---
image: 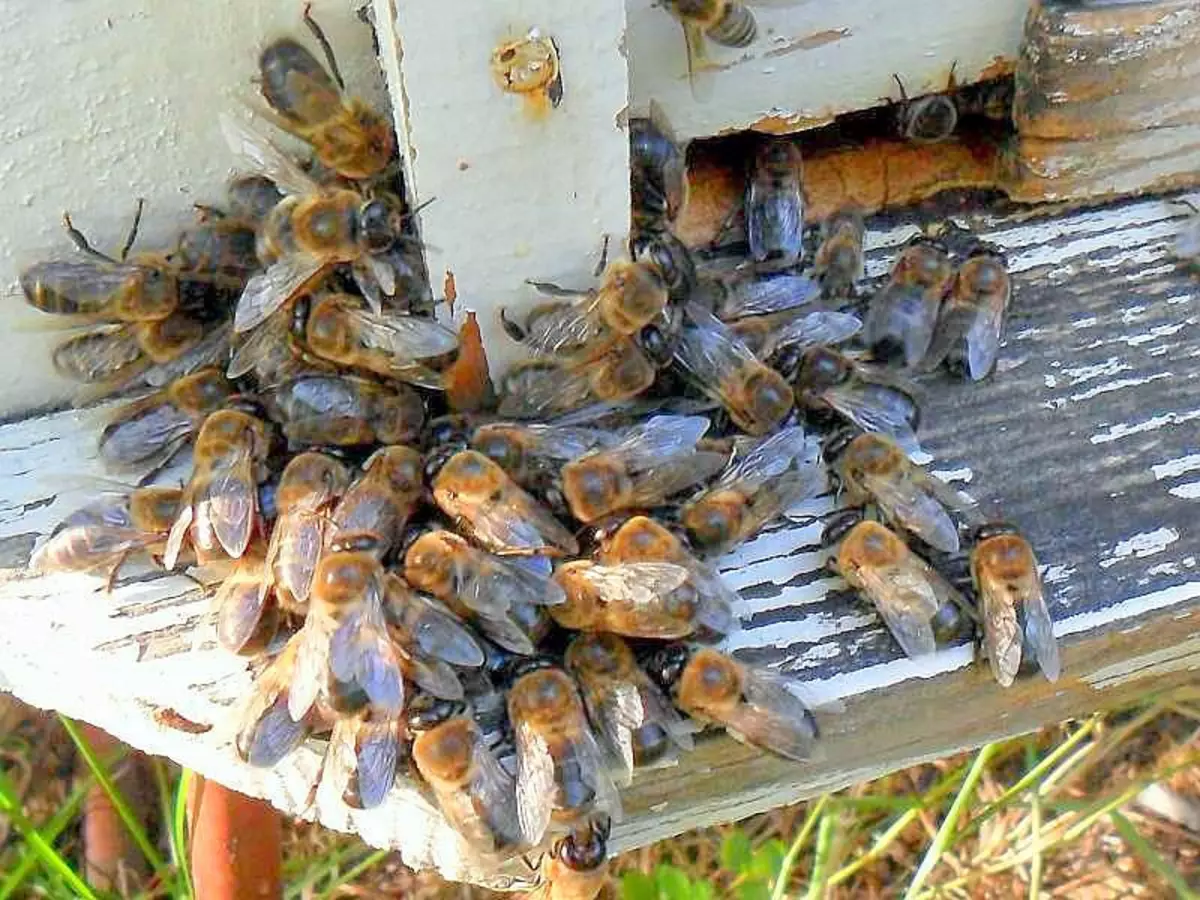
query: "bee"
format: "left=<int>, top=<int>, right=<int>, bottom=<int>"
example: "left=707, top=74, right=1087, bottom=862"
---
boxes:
left=490, top=29, right=564, bottom=118
left=862, top=237, right=954, bottom=367
left=226, top=175, right=285, bottom=226
left=236, top=641, right=314, bottom=767
left=219, top=114, right=413, bottom=331
left=432, top=450, right=580, bottom=557
left=409, top=701, right=524, bottom=854
left=140, top=321, right=235, bottom=390
left=258, top=22, right=395, bottom=180
left=213, top=546, right=281, bottom=655
left=170, top=217, right=260, bottom=282
left=383, top=574, right=486, bottom=699
left=673, top=305, right=795, bottom=435
left=565, top=633, right=693, bottom=781
left=830, top=518, right=971, bottom=658
left=22, top=241, right=179, bottom=324
left=261, top=452, right=351, bottom=610
left=630, top=230, right=696, bottom=306
left=99, top=367, right=233, bottom=469
left=920, top=246, right=1011, bottom=381
left=969, top=523, right=1061, bottom=687
left=681, top=426, right=824, bottom=557
left=30, top=486, right=183, bottom=586
left=328, top=446, right=424, bottom=558
left=535, top=818, right=611, bottom=900
left=495, top=339, right=658, bottom=420
left=163, top=405, right=275, bottom=568
left=828, top=431, right=970, bottom=554
left=326, top=707, right=407, bottom=810
left=731, top=308, right=862, bottom=363
left=267, top=374, right=427, bottom=448
left=560, top=414, right=726, bottom=523
left=746, top=139, right=804, bottom=272
left=892, top=71, right=959, bottom=144
left=646, top=644, right=819, bottom=761
left=704, top=270, right=821, bottom=320
left=506, top=663, right=621, bottom=845
left=630, top=105, right=688, bottom=231
left=470, top=422, right=614, bottom=488
left=792, top=346, right=922, bottom=456
left=551, top=559, right=708, bottom=639
left=812, top=208, right=865, bottom=299
left=663, top=1, right=757, bottom=99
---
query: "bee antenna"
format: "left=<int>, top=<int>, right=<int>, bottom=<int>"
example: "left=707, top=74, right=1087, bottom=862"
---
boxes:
left=302, top=3, right=346, bottom=92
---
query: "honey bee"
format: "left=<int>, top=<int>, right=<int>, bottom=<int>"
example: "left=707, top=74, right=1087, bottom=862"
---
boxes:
left=383, top=573, right=485, bottom=699
left=170, top=217, right=260, bottom=282
left=470, top=422, right=614, bottom=488
left=862, top=236, right=954, bottom=367
left=565, top=633, right=694, bottom=781
left=747, top=139, right=804, bottom=272
left=226, top=175, right=285, bottom=226
left=409, top=703, right=524, bottom=853
left=560, top=414, right=726, bottom=523
left=630, top=230, right=696, bottom=306
left=236, top=641, right=314, bottom=767
left=495, top=343, right=657, bottom=421
left=163, top=405, right=275, bottom=568
left=969, top=523, right=1061, bottom=687
left=506, top=663, right=621, bottom=845
left=646, top=644, right=819, bottom=761
left=813, top=208, right=865, bottom=299
left=731, top=308, right=862, bottom=363
left=552, top=559, right=708, bottom=639
left=326, top=706, right=407, bottom=810
left=828, top=431, right=969, bottom=554
left=213, top=546, right=281, bottom=655
left=328, top=445, right=424, bottom=558
left=673, top=305, right=795, bottom=435
left=99, top=367, right=233, bottom=469
left=663, top=0, right=758, bottom=100
left=630, top=104, right=688, bottom=231
left=258, top=22, right=395, bottom=180
left=432, top=450, right=580, bottom=557
left=920, top=246, right=1011, bottom=381
left=681, top=426, right=824, bottom=556
left=704, top=271, right=821, bottom=320
left=831, top=518, right=971, bottom=658
left=792, top=346, right=922, bottom=456
left=267, top=374, right=427, bottom=448
left=141, top=321, right=235, bottom=390
left=892, top=71, right=959, bottom=144
left=262, top=452, right=351, bottom=609
left=535, top=818, right=611, bottom=900
left=490, top=29, right=564, bottom=118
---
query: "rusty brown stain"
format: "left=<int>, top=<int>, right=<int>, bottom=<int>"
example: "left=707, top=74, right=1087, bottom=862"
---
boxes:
left=764, top=28, right=851, bottom=58
left=977, top=55, right=1015, bottom=82
left=443, top=269, right=458, bottom=317
left=741, top=113, right=836, bottom=137
left=154, top=707, right=213, bottom=734
left=444, top=311, right=495, bottom=414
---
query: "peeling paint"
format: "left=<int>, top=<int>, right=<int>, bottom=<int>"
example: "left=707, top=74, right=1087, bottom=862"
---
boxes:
left=1099, top=527, right=1181, bottom=569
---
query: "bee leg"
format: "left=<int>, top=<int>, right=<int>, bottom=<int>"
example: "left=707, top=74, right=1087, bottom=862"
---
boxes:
left=593, top=234, right=611, bottom=277
left=192, top=203, right=227, bottom=222
left=302, top=3, right=346, bottom=92
left=119, top=198, right=146, bottom=262
left=892, top=73, right=910, bottom=103
left=61, top=213, right=121, bottom=265
left=103, top=551, right=133, bottom=595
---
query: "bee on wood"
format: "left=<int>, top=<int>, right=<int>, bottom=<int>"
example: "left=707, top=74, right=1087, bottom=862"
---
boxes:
left=550, top=559, right=704, bottom=639
left=920, top=246, right=1011, bottom=380
left=862, top=236, right=954, bottom=368
left=662, top=0, right=758, bottom=100
left=383, top=573, right=486, bottom=699
left=812, top=208, right=865, bottom=299
left=213, top=545, right=281, bottom=655
left=266, top=374, right=426, bottom=448
left=892, top=71, right=959, bottom=145
left=534, top=817, right=611, bottom=900
left=629, top=104, right=688, bottom=232
left=746, top=139, right=805, bottom=272
left=328, top=445, right=425, bottom=559
left=490, top=28, right=564, bottom=118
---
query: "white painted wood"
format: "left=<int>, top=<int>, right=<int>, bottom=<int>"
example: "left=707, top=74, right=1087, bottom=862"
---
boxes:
left=625, top=0, right=1029, bottom=140
left=373, top=0, right=632, bottom=380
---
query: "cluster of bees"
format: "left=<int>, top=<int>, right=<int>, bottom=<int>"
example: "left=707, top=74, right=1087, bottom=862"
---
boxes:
left=20, top=12, right=1062, bottom=899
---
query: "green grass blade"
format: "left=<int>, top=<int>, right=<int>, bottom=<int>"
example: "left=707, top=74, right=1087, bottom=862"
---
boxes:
left=0, top=770, right=93, bottom=900
left=771, top=795, right=830, bottom=900
left=827, top=807, right=920, bottom=887
left=1110, top=811, right=1197, bottom=899
left=318, top=848, right=389, bottom=899
left=0, top=766, right=99, bottom=900
left=803, top=807, right=838, bottom=900
left=172, top=769, right=194, bottom=900
left=1029, top=792, right=1043, bottom=900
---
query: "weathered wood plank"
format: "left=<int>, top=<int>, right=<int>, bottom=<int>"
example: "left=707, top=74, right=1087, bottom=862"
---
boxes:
left=1, top=194, right=1198, bottom=889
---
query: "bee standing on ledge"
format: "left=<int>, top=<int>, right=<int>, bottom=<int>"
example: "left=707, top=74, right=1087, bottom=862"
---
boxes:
left=663, top=0, right=758, bottom=100
left=747, top=138, right=805, bottom=272
left=490, top=28, right=564, bottom=118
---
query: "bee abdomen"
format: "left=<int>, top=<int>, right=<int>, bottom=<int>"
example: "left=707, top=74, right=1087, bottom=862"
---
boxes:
left=707, top=3, right=756, bottom=48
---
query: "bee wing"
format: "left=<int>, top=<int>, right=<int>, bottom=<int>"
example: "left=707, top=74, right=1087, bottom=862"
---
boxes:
left=219, top=113, right=321, bottom=197
left=852, top=561, right=940, bottom=658
left=497, top=362, right=595, bottom=419
left=198, top=455, right=257, bottom=559
left=513, top=720, right=556, bottom=845
left=162, top=502, right=193, bottom=571
left=862, top=284, right=939, bottom=368
left=688, top=565, right=739, bottom=637
left=727, top=667, right=819, bottom=762
left=773, top=311, right=862, bottom=353
left=464, top=555, right=564, bottom=618
left=215, top=558, right=269, bottom=654
left=346, top=305, right=460, bottom=361
left=329, top=604, right=405, bottom=714
left=977, top=573, right=1022, bottom=688
left=468, top=612, right=539, bottom=656
left=238, top=645, right=311, bottom=766
left=715, top=425, right=811, bottom=490
left=467, top=739, right=522, bottom=849
left=586, top=677, right=646, bottom=782
left=99, top=403, right=193, bottom=469
left=266, top=511, right=325, bottom=604
left=522, top=299, right=608, bottom=358
left=611, top=413, right=712, bottom=466
left=964, top=297, right=1006, bottom=381
left=719, top=274, right=822, bottom=318
left=862, top=471, right=960, bottom=554
left=234, top=255, right=326, bottom=333
left=347, top=716, right=402, bottom=809
left=145, top=323, right=233, bottom=388
left=399, top=590, right=485, bottom=668
left=822, top=382, right=922, bottom=457
left=1023, top=578, right=1062, bottom=683
left=582, top=562, right=692, bottom=608
left=289, top=617, right=335, bottom=721
left=398, top=646, right=466, bottom=699
left=476, top=423, right=612, bottom=464
left=229, top=309, right=291, bottom=379
left=466, top=490, right=580, bottom=558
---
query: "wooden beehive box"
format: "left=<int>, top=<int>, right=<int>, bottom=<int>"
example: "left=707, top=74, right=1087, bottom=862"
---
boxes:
left=1, top=0, right=1198, bottom=889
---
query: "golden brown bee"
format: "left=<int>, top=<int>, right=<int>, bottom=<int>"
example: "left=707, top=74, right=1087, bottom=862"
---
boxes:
left=536, top=818, right=611, bottom=900
left=267, top=374, right=426, bottom=448
left=551, top=560, right=702, bottom=639
left=236, top=640, right=314, bottom=767
left=258, top=26, right=395, bottom=180
left=507, top=665, right=620, bottom=845
left=262, top=451, right=351, bottom=609
left=647, top=644, right=818, bottom=761
left=674, top=305, right=794, bottom=435
left=490, top=29, right=564, bottom=118
left=471, top=422, right=613, bottom=487
left=432, top=450, right=580, bottom=557
left=565, top=634, right=693, bottom=781
left=99, top=367, right=233, bottom=469
left=164, top=406, right=275, bottom=567
left=681, top=426, right=823, bottom=557
left=630, top=104, right=688, bottom=231
left=663, top=0, right=757, bottom=99
left=862, top=237, right=954, bottom=367
left=213, top=545, right=280, bottom=655
left=382, top=573, right=485, bottom=699
left=920, top=246, right=1011, bottom=380
left=832, top=519, right=969, bottom=658
left=813, top=208, right=865, bottom=298
left=969, top=523, right=1061, bottom=687
left=892, top=72, right=959, bottom=144
left=22, top=251, right=179, bottom=323
left=328, top=445, right=425, bottom=558
left=747, top=139, right=804, bottom=272
left=561, top=414, right=726, bottom=523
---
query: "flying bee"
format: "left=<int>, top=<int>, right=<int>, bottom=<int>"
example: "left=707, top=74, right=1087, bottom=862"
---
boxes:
left=432, top=450, right=580, bottom=557
left=99, top=367, right=233, bottom=469
left=862, top=236, right=954, bottom=367
left=261, top=451, right=351, bottom=610
left=920, top=246, right=1011, bottom=380
left=551, top=559, right=706, bottom=639
left=969, top=523, right=1061, bottom=687
left=747, top=139, right=804, bottom=272
left=409, top=702, right=524, bottom=854
left=383, top=573, right=485, bottom=699
left=681, top=426, right=824, bottom=557
left=646, top=644, right=819, bottom=761
left=792, top=345, right=922, bottom=456
left=663, top=0, right=757, bottom=100
left=471, top=422, right=614, bottom=487
left=236, top=641, right=314, bottom=768
left=731, top=308, right=862, bottom=362
left=490, top=29, right=563, bottom=118
left=830, top=518, right=971, bottom=658
left=812, top=208, right=865, bottom=299
left=267, top=373, right=426, bottom=448
left=892, top=70, right=959, bottom=144
left=630, top=104, right=688, bottom=231
left=565, top=633, right=694, bottom=781
left=30, top=486, right=183, bottom=586
left=673, top=304, right=795, bottom=435
left=828, top=430, right=971, bottom=554
left=258, top=23, right=395, bottom=180
left=507, top=664, right=621, bottom=845
left=535, top=817, right=611, bottom=900
left=213, top=546, right=281, bottom=655
left=328, top=445, right=424, bottom=558
left=560, top=414, right=726, bottom=523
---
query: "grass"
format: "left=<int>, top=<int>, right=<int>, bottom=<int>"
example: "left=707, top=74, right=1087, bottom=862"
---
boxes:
left=1, top=688, right=1197, bottom=899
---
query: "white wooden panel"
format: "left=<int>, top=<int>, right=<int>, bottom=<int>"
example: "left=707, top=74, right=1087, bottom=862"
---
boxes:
left=0, top=0, right=387, bottom=418
left=626, top=0, right=1029, bottom=140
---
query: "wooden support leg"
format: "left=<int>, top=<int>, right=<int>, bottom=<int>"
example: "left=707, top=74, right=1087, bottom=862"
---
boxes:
left=188, top=776, right=283, bottom=900
left=79, top=724, right=150, bottom=894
